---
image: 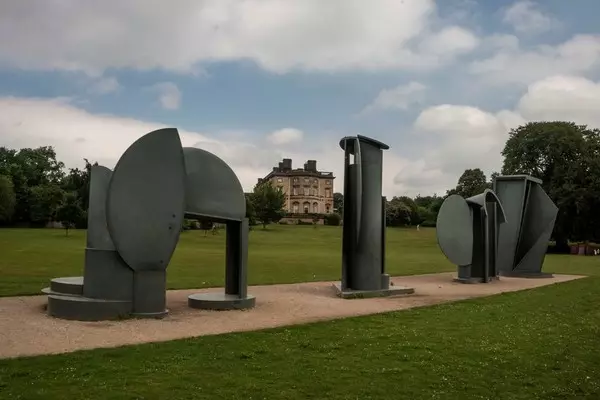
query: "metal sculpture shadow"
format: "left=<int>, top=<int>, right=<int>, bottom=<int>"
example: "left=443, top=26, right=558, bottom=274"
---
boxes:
left=494, top=175, right=557, bottom=278
left=43, top=128, right=255, bottom=321
left=437, top=189, right=507, bottom=283
left=334, top=134, right=414, bottom=298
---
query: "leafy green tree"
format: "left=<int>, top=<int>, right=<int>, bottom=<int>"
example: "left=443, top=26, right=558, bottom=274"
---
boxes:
left=454, top=168, right=488, bottom=198
left=0, top=146, right=66, bottom=223
left=250, top=181, right=286, bottom=228
left=488, top=171, right=500, bottom=189
left=28, top=184, right=65, bottom=225
left=0, top=175, right=16, bottom=223
left=333, top=192, right=344, bottom=216
left=62, top=159, right=96, bottom=217
left=501, top=121, right=600, bottom=248
left=386, top=197, right=412, bottom=226
left=56, top=193, right=83, bottom=236
left=245, top=193, right=257, bottom=226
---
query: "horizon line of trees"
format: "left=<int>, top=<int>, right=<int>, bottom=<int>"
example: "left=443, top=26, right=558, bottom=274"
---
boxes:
left=1, top=121, right=599, bottom=247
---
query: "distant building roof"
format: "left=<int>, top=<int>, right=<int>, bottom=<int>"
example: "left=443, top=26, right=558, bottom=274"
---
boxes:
left=260, top=158, right=335, bottom=183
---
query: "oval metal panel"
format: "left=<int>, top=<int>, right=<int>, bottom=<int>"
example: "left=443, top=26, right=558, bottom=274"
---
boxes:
left=436, top=194, right=473, bottom=266
left=106, top=128, right=186, bottom=271
left=182, top=147, right=245, bottom=221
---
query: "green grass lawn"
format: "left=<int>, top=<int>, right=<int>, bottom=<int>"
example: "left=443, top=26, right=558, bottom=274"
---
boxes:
left=1, top=226, right=600, bottom=398
left=1, top=277, right=599, bottom=399
left=1, top=225, right=598, bottom=297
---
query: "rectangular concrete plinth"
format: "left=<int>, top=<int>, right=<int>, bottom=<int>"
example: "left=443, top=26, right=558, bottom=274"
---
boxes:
left=332, top=282, right=414, bottom=299
left=453, top=276, right=501, bottom=284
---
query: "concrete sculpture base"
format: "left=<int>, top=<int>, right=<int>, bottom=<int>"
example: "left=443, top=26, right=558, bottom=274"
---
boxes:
left=42, top=276, right=167, bottom=321
left=500, top=271, right=554, bottom=279
left=332, top=283, right=414, bottom=299
left=453, top=276, right=500, bottom=284
left=188, top=293, right=256, bottom=310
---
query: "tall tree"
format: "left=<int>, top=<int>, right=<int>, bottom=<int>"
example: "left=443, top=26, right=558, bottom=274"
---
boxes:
left=333, top=192, right=344, bottom=216
left=454, top=168, right=488, bottom=198
left=386, top=197, right=413, bottom=226
left=501, top=121, right=600, bottom=248
left=0, top=146, right=66, bottom=222
left=250, top=181, right=286, bottom=228
left=0, top=175, right=16, bottom=223
left=28, top=184, right=65, bottom=225
left=55, top=192, right=83, bottom=236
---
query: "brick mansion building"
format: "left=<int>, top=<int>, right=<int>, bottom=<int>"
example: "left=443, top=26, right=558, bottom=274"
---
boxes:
left=259, top=158, right=335, bottom=216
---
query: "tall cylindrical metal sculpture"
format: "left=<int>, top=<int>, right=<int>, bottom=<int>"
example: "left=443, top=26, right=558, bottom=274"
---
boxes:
left=336, top=135, right=414, bottom=298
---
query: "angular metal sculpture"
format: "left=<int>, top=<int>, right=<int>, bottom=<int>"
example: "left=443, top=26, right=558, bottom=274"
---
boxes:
left=43, top=128, right=255, bottom=321
left=494, top=175, right=558, bottom=278
left=334, top=134, right=414, bottom=298
left=436, top=189, right=507, bottom=283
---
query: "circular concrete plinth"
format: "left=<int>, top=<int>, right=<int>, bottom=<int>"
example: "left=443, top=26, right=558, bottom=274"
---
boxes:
left=188, top=293, right=256, bottom=310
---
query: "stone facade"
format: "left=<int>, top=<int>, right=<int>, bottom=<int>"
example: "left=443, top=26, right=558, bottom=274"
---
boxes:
left=259, top=158, right=335, bottom=215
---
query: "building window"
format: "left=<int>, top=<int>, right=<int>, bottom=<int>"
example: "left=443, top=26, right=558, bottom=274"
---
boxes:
left=326, top=180, right=331, bottom=185
left=293, top=178, right=298, bottom=183
left=277, top=178, right=283, bottom=183
left=303, top=202, right=310, bottom=214
left=304, top=178, right=309, bottom=183
left=312, top=188, right=317, bottom=196
left=325, top=204, right=331, bottom=213
left=314, top=179, right=318, bottom=184
left=293, top=187, right=298, bottom=195
left=304, top=187, right=310, bottom=195
left=312, top=202, right=318, bottom=213
left=325, top=188, right=331, bottom=197
left=292, top=202, right=299, bottom=213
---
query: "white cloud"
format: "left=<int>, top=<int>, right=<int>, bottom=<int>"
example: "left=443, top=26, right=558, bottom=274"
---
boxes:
left=0, top=96, right=414, bottom=197
left=88, top=76, right=120, bottom=95
left=0, top=0, right=478, bottom=75
left=518, top=75, right=600, bottom=127
left=394, top=74, right=600, bottom=197
left=361, top=82, right=426, bottom=114
left=502, top=1, right=558, bottom=35
left=149, top=82, right=181, bottom=110
left=393, top=105, right=523, bottom=196
left=470, top=34, right=600, bottom=86
left=266, top=128, right=304, bottom=145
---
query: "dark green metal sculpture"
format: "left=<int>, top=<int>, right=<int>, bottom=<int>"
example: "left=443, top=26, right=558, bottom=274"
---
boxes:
left=43, top=128, right=255, bottom=321
left=436, top=174, right=557, bottom=283
left=437, top=190, right=507, bottom=283
left=494, top=175, right=558, bottom=278
left=335, top=135, right=414, bottom=298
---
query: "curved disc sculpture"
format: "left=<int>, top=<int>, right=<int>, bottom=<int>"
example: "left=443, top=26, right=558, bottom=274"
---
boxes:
left=436, top=194, right=473, bottom=267
left=436, top=188, right=507, bottom=283
left=43, top=127, right=255, bottom=321
left=183, top=147, right=246, bottom=221
left=107, top=128, right=186, bottom=271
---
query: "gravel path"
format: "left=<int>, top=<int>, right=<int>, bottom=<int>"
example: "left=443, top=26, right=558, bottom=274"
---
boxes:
left=0, top=272, right=583, bottom=359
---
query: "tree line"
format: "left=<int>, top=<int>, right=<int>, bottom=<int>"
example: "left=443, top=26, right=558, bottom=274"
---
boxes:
left=1, top=121, right=599, bottom=248
left=0, top=147, right=93, bottom=234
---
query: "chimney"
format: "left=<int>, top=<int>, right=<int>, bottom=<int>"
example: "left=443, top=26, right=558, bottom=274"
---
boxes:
left=282, top=158, right=292, bottom=171
left=305, top=160, right=317, bottom=172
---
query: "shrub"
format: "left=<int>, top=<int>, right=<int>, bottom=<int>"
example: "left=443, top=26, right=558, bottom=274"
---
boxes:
left=420, top=220, right=436, bottom=228
left=324, top=213, right=341, bottom=226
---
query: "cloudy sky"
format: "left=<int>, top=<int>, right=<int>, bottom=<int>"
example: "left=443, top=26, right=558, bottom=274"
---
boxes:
left=1, top=0, right=600, bottom=197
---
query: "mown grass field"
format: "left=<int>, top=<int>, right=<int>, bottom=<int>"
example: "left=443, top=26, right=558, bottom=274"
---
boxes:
left=0, top=225, right=597, bottom=296
left=1, top=226, right=600, bottom=399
